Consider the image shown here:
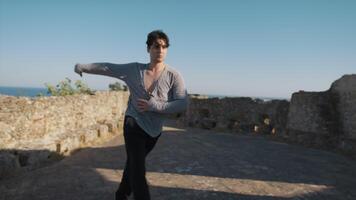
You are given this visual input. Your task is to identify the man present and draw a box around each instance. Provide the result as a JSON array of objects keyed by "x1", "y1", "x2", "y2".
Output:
[{"x1": 74, "y1": 30, "x2": 188, "y2": 200}]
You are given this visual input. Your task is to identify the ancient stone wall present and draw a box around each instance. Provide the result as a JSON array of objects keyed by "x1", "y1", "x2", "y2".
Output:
[
  {"x1": 330, "y1": 75, "x2": 356, "y2": 140},
  {"x1": 287, "y1": 74, "x2": 356, "y2": 154},
  {"x1": 1, "y1": 75, "x2": 354, "y2": 178},
  {"x1": 286, "y1": 91, "x2": 339, "y2": 147},
  {"x1": 0, "y1": 91, "x2": 129, "y2": 178},
  {"x1": 184, "y1": 75, "x2": 356, "y2": 156},
  {"x1": 183, "y1": 96, "x2": 290, "y2": 135}
]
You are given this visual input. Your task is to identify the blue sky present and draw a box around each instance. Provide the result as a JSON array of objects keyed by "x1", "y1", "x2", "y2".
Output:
[{"x1": 1, "y1": 0, "x2": 355, "y2": 98}]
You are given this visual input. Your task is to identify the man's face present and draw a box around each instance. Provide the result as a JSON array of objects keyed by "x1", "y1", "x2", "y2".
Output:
[{"x1": 148, "y1": 39, "x2": 168, "y2": 63}]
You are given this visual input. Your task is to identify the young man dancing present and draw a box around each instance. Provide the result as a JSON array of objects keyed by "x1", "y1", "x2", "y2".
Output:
[{"x1": 74, "y1": 30, "x2": 188, "y2": 200}]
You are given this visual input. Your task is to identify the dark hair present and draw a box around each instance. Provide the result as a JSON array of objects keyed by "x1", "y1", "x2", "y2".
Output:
[{"x1": 146, "y1": 30, "x2": 170, "y2": 49}]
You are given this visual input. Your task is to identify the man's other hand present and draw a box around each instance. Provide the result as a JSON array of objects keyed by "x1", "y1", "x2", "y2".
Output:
[{"x1": 137, "y1": 99, "x2": 149, "y2": 112}]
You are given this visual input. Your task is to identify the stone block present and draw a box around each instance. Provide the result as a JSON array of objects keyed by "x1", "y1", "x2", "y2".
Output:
[
  {"x1": 98, "y1": 124, "x2": 109, "y2": 138},
  {"x1": 56, "y1": 135, "x2": 81, "y2": 155},
  {"x1": 105, "y1": 120, "x2": 118, "y2": 134},
  {"x1": 85, "y1": 129, "x2": 99, "y2": 143},
  {"x1": 200, "y1": 118, "x2": 217, "y2": 130}
]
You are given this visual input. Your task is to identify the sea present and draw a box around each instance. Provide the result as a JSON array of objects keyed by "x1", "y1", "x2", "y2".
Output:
[
  {"x1": 0, "y1": 86, "x2": 287, "y2": 101},
  {"x1": 201, "y1": 94, "x2": 287, "y2": 101},
  {"x1": 0, "y1": 86, "x2": 49, "y2": 97}
]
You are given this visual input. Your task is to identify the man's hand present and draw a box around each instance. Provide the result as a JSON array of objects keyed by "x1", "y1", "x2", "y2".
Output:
[
  {"x1": 137, "y1": 99, "x2": 149, "y2": 112},
  {"x1": 74, "y1": 63, "x2": 83, "y2": 77}
]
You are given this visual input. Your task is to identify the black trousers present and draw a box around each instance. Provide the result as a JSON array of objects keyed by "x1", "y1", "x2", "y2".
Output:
[{"x1": 116, "y1": 116, "x2": 160, "y2": 200}]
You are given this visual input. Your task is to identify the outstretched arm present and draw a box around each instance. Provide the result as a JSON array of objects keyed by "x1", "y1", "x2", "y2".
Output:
[{"x1": 74, "y1": 62, "x2": 134, "y2": 79}]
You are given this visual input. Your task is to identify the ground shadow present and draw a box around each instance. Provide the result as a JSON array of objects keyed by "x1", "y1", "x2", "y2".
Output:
[{"x1": 1, "y1": 127, "x2": 356, "y2": 199}]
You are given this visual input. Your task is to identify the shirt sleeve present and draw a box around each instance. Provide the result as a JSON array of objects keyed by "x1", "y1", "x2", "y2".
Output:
[
  {"x1": 147, "y1": 71, "x2": 189, "y2": 114},
  {"x1": 76, "y1": 62, "x2": 134, "y2": 79}
]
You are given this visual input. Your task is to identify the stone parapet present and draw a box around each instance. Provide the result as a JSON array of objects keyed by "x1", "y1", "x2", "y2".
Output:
[
  {"x1": 0, "y1": 91, "x2": 129, "y2": 179},
  {"x1": 183, "y1": 97, "x2": 290, "y2": 136}
]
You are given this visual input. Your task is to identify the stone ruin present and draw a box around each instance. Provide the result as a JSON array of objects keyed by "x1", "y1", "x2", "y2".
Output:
[
  {"x1": 183, "y1": 96, "x2": 290, "y2": 135},
  {"x1": 287, "y1": 74, "x2": 356, "y2": 153},
  {"x1": 183, "y1": 74, "x2": 356, "y2": 156}
]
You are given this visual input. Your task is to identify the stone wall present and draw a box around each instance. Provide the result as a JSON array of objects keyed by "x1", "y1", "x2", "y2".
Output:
[
  {"x1": 184, "y1": 74, "x2": 356, "y2": 156},
  {"x1": 286, "y1": 91, "x2": 339, "y2": 147},
  {"x1": 287, "y1": 75, "x2": 356, "y2": 153},
  {"x1": 0, "y1": 91, "x2": 129, "y2": 178},
  {"x1": 1, "y1": 75, "x2": 355, "y2": 178},
  {"x1": 183, "y1": 96, "x2": 290, "y2": 135},
  {"x1": 330, "y1": 75, "x2": 356, "y2": 140}
]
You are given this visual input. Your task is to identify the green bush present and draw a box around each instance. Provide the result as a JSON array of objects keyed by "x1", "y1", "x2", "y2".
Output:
[
  {"x1": 45, "y1": 78, "x2": 95, "y2": 96},
  {"x1": 109, "y1": 82, "x2": 128, "y2": 91}
]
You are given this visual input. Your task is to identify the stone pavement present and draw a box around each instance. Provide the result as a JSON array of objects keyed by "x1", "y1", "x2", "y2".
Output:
[{"x1": 1, "y1": 126, "x2": 356, "y2": 200}]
